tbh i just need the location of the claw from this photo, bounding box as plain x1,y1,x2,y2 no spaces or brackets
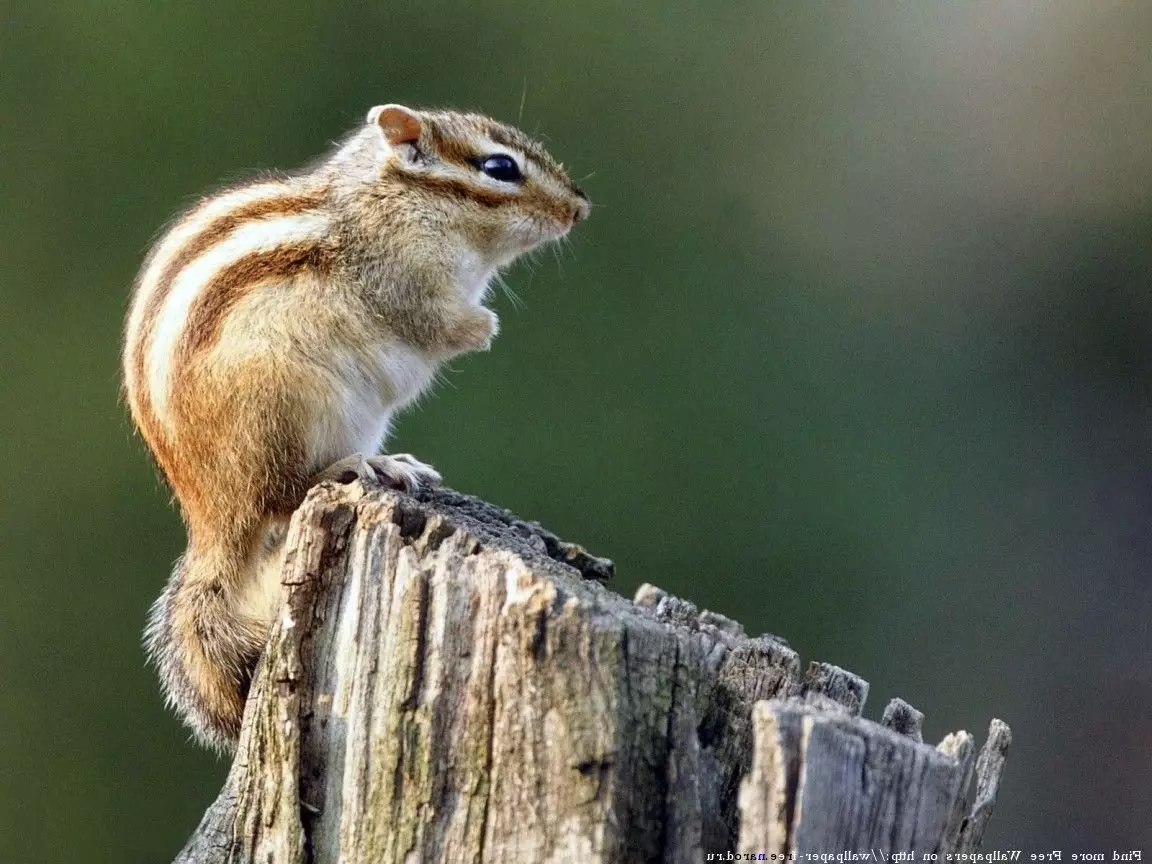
366,454,442,491
310,454,374,487
310,453,442,493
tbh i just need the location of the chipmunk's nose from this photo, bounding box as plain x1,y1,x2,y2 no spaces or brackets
571,195,591,224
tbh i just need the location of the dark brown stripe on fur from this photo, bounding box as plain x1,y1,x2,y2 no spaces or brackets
427,119,554,175
125,189,329,505
130,189,328,405
178,243,335,363
426,124,478,168
484,122,550,166
402,171,518,209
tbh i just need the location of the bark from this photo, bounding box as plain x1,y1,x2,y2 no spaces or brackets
174,483,1011,863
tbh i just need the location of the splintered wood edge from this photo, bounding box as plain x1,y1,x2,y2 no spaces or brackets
175,480,623,863
174,481,1013,861
739,700,1012,853
957,719,1013,852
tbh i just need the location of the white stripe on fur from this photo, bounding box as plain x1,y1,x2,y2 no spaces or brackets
145,210,330,422
124,184,296,397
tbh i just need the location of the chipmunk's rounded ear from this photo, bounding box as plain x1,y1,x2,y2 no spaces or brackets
367,104,422,146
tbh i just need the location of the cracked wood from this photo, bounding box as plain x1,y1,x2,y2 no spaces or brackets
173,483,1010,863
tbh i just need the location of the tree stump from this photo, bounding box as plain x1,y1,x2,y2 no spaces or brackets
174,483,1011,863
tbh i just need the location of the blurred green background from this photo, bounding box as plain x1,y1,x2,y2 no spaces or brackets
2,1,1150,859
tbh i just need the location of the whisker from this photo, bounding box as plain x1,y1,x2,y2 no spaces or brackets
560,234,578,263
522,258,538,292
550,241,565,276
495,272,525,310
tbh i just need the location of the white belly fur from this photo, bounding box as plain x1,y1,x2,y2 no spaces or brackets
247,344,437,629
308,342,437,468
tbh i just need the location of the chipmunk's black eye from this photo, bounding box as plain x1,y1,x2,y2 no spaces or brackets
479,154,522,183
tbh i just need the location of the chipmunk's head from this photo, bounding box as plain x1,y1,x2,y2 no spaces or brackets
363,104,589,265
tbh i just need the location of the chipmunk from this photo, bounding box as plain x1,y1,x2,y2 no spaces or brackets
122,104,589,750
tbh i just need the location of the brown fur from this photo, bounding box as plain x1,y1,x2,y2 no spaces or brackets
402,172,519,209
124,105,589,750
126,190,329,505
179,243,336,361
130,191,328,402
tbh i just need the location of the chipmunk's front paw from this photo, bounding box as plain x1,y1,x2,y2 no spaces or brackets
367,453,442,491
476,308,499,351
311,453,441,493
444,307,498,353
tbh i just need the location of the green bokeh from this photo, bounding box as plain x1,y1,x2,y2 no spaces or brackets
2,2,1150,860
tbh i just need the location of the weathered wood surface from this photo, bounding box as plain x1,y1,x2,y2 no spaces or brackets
175,482,1010,863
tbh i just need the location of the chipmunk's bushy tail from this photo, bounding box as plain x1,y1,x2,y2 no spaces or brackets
144,537,267,752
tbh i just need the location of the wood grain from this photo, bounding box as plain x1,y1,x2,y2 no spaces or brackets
174,483,1010,863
